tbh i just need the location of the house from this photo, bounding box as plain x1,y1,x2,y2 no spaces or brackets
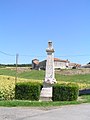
32,58,71,70
32,58,81,70
81,62,90,68
32,59,39,70
69,62,81,69
54,58,70,69
39,60,46,70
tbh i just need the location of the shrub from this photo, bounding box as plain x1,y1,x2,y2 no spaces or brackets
0,86,15,100
0,91,3,100
52,83,79,101
1,86,15,100
15,82,41,101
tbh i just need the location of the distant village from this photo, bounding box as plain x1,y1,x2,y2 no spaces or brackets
32,58,81,70
0,57,90,70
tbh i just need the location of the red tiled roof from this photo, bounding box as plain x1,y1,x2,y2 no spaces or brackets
54,58,68,62
33,61,39,65
54,58,60,61
33,59,39,65
69,63,81,67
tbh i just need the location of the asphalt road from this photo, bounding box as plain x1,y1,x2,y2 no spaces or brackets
0,103,90,120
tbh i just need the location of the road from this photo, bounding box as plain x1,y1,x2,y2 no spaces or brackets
0,103,90,120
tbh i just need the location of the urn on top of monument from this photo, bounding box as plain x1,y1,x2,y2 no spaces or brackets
46,41,54,53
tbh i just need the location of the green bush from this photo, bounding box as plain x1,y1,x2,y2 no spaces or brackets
52,83,79,101
15,82,41,101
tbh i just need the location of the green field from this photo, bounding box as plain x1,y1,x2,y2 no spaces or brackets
0,68,16,76
0,68,90,84
56,74,90,84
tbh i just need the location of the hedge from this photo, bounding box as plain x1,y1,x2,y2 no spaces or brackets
15,82,79,101
15,82,41,101
52,83,79,101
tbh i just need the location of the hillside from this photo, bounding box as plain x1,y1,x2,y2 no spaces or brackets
0,67,90,85
55,68,90,75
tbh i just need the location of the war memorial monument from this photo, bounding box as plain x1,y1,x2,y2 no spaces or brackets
40,41,57,101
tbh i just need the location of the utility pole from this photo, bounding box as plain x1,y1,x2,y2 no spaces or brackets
15,54,19,85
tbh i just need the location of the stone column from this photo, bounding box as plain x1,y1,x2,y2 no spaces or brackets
40,41,57,101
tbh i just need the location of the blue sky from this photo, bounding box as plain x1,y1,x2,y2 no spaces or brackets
0,0,90,65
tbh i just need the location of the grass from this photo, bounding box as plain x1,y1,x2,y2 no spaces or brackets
0,68,45,80
18,70,45,80
80,95,90,103
0,68,16,77
0,101,81,107
0,95,89,107
0,68,90,84
56,74,90,84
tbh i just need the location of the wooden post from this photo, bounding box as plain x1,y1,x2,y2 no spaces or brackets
15,54,19,85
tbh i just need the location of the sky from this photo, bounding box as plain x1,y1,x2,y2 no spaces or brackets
0,0,90,65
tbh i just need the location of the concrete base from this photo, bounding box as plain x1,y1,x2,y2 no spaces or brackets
40,87,52,101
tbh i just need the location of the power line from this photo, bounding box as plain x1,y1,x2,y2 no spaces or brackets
20,54,46,57
0,50,90,58
15,54,90,58
55,54,90,58
0,51,45,57
0,51,15,56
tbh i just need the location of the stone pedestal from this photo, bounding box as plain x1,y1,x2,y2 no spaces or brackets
40,87,52,101
40,41,57,101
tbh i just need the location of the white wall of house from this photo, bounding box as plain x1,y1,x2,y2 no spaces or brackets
54,61,67,69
